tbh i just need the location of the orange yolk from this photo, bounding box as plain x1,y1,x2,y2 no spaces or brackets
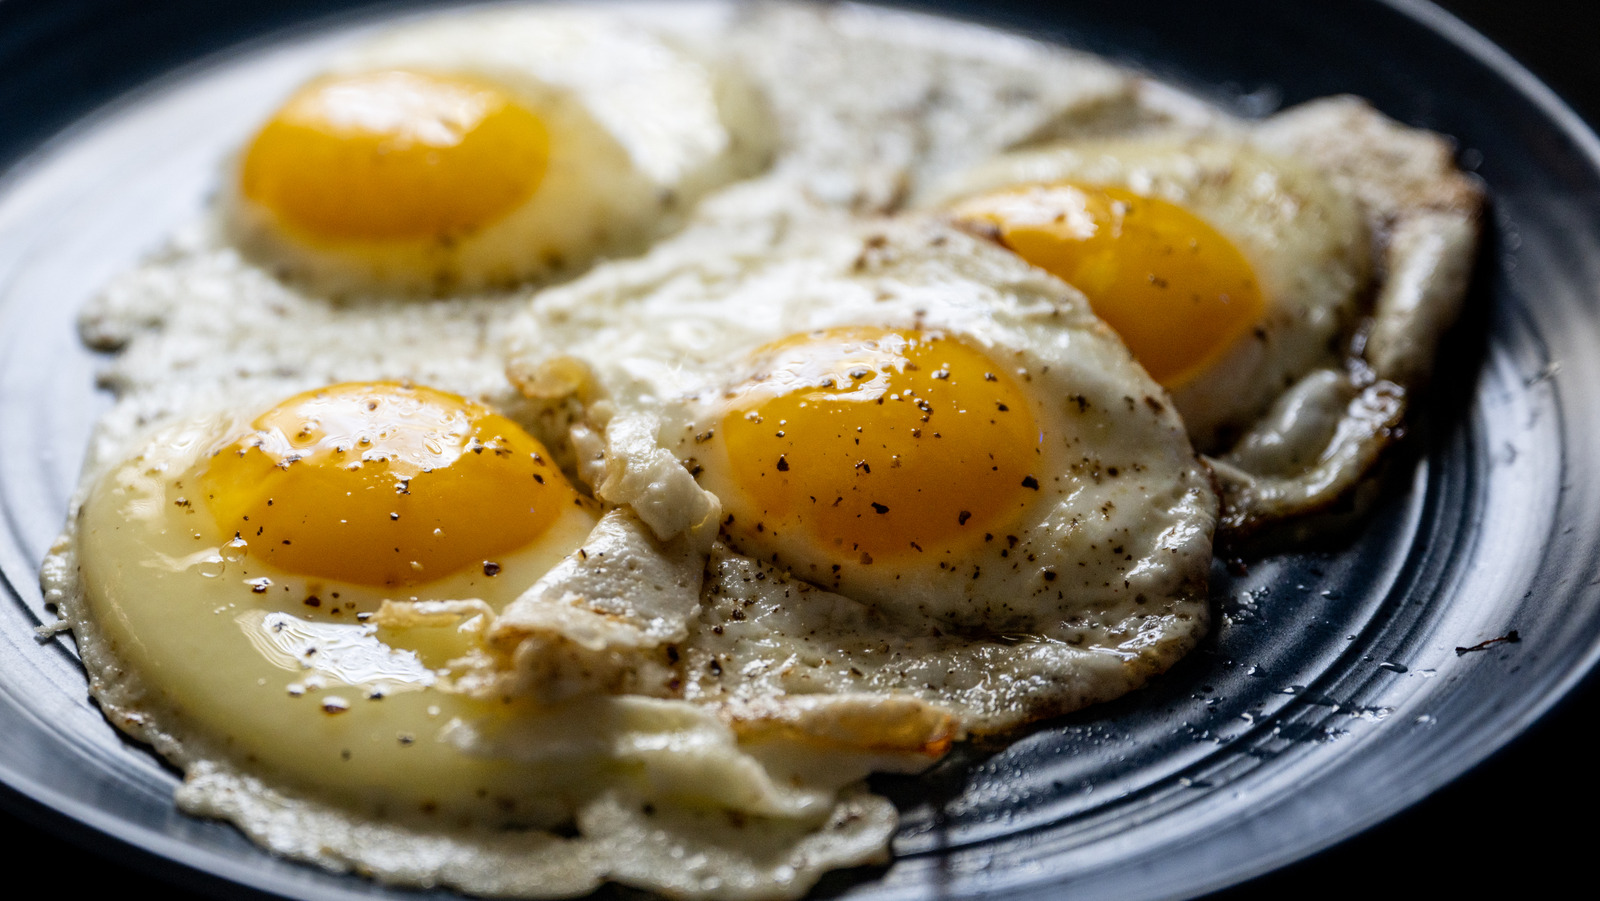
714,327,1043,564
202,382,581,587
951,183,1264,387
239,70,549,244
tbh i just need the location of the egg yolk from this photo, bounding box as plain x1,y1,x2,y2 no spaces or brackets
202,382,582,587
713,327,1043,563
240,70,549,244
951,183,1264,387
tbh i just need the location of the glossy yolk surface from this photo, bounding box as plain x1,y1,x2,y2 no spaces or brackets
202,382,581,587
240,70,549,244
716,327,1043,563
951,183,1264,387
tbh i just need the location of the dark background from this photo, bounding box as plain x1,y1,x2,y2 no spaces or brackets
1,0,1594,898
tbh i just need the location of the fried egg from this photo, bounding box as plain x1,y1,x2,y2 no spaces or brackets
72,383,597,821
224,7,774,296
499,215,1217,735
930,97,1481,534
50,380,912,897
935,136,1371,450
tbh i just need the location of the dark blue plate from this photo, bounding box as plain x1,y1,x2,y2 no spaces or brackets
2,1,1595,898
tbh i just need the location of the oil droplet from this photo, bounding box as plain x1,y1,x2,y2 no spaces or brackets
1378,661,1408,674
193,555,226,578
221,536,249,563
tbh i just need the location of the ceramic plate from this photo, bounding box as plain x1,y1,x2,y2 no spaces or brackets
2,1,1595,897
